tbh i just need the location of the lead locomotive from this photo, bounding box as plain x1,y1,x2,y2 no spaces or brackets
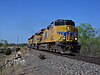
28,19,81,54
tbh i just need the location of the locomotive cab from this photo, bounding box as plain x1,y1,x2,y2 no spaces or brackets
49,19,78,42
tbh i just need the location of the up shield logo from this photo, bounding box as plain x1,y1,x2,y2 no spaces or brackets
57,32,75,37
57,32,67,36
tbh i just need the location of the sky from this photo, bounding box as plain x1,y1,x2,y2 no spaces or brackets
0,0,100,43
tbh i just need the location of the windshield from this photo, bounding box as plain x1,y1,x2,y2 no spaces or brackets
52,19,75,26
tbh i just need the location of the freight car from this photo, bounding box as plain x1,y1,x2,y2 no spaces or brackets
28,19,81,54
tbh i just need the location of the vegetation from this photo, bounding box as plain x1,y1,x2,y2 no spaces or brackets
18,43,27,47
0,39,8,47
4,48,12,55
77,23,100,57
0,40,27,56
16,47,21,52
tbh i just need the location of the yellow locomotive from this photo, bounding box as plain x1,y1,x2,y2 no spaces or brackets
28,19,81,54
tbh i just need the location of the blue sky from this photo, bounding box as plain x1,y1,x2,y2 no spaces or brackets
0,0,100,43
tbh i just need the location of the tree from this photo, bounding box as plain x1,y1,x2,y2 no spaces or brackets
0,39,8,47
77,23,100,57
0,43,2,47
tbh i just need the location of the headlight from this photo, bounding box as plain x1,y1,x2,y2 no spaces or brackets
75,38,77,40
63,37,66,40
53,38,55,40
68,27,69,30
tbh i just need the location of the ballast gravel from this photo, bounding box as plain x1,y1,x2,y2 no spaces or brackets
3,49,100,75
18,49,100,75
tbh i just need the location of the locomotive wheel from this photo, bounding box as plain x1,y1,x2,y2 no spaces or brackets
49,43,57,53
52,44,57,52
56,46,64,54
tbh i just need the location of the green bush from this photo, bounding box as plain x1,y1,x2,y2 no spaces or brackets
0,48,4,53
4,48,12,55
16,47,21,52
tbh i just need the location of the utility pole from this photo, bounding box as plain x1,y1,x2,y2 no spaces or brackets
17,35,19,45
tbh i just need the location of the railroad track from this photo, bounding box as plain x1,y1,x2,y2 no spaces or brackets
62,54,100,65
30,48,100,65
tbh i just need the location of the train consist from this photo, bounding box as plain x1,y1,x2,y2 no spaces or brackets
28,19,81,54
